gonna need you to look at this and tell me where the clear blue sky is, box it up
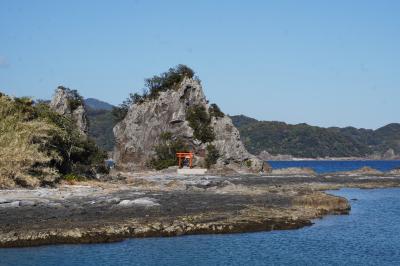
[1,0,399,129]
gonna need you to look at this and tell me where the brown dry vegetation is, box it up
[0,92,107,188]
[0,95,61,188]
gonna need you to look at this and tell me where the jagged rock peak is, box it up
[113,75,270,173]
[50,86,88,136]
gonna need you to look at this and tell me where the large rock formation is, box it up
[382,148,398,160]
[113,77,269,173]
[50,86,88,136]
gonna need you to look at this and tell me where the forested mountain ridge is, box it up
[86,107,116,151]
[85,98,114,111]
[231,115,400,159]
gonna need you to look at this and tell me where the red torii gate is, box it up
[176,152,194,168]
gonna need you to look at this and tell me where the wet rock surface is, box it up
[1,171,400,248]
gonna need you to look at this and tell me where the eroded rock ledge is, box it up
[3,170,399,248]
[0,210,332,248]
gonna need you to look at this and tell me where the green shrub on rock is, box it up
[145,64,195,99]
[35,102,107,177]
[209,103,224,118]
[150,132,189,170]
[112,93,137,122]
[57,86,84,112]
[186,105,215,143]
[64,173,85,182]
[113,65,197,123]
[205,144,220,168]
[245,159,252,168]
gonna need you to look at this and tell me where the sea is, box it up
[1,160,400,266]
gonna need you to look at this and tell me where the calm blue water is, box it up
[1,188,400,266]
[269,160,400,174]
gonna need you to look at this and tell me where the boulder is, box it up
[0,198,10,204]
[118,197,160,207]
[0,201,20,208]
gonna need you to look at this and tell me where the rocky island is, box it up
[1,66,400,248]
[113,65,266,173]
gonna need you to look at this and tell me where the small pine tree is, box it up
[209,103,224,118]
[205,144,220,168]
[186,105,215,143]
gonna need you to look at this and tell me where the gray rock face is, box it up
[113,78,269,173]
[258,150,293,161]
[382,148,397,160]
[50,87,88,136]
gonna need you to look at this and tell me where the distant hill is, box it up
[231,115,400,159]
[229,115,258,128]
[85,98,116,151]
[85,98,114,111]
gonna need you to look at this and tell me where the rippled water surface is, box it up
[1,188,400,265]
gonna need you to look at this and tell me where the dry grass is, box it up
[0,95,60,188]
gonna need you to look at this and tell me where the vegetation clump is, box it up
[0,92,107,188]
[112,64,197,122]
[36,101,107,176]
[245,159,252,168]
[63,173,86,185]
[0,95,59,188]
[111,97,130,123]
[186,104,215,143]
[145,64,195,99]
[209,103,225,118]
[150,132,189,170]
[205,144,220,168]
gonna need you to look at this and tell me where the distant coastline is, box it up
[231,115,400,160]
[258,151,400,161]
[267,157,400,161]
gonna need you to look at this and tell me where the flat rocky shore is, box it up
[1,168,400,248]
